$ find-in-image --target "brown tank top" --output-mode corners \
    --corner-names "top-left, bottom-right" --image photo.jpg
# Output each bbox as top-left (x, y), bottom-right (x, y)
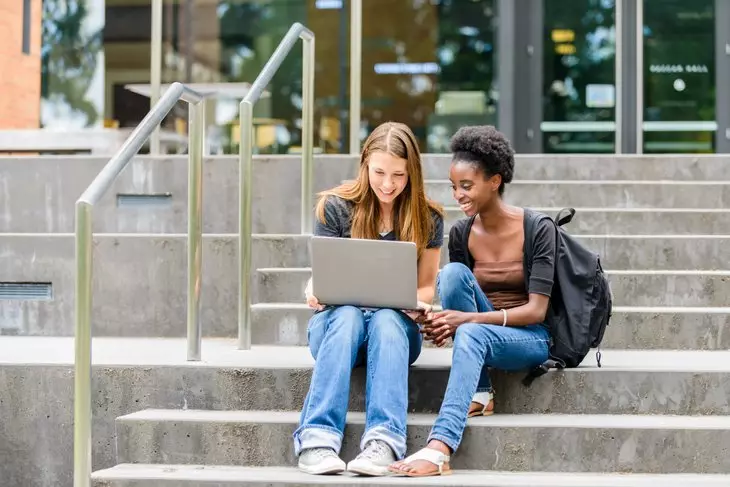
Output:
top-left (473, 260), bottom-right (528, 310)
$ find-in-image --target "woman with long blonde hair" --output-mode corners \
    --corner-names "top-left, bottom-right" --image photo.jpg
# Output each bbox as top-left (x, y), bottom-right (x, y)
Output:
top-left (293, 122), bottom-right (444, 477)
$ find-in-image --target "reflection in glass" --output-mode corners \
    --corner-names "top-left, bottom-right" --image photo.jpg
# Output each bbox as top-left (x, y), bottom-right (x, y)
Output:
top-left (643, 0), bottom-right (715, 153)
top-left (39, 0), bottom-right (499, 153)
top-left (215, 0), bottom-right (311, 153)
top-left (542, 0), bottom-right (615, 153)
top-left (41, 0), bottom-right (105, 128)
top-left (363, 0), bottom-right (497, 153)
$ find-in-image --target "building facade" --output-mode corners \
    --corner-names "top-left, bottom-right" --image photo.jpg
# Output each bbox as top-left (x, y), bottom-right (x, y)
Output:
top-left (0, 0), bottom-right (42, 130)
top-left (5, 0), bottom-right (730, 154)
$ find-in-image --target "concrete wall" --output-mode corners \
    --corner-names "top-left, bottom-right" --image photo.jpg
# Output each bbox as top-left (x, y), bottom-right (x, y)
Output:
top-left (0, 155), bottom-right (358, 234)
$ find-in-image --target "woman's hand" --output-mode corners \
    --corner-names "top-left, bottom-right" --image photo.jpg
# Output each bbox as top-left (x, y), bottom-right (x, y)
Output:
top-left (306, 294), bottom-right (325, 311)
top-left (404, 301), bottom-right (432, 322)
top-left (421, 310), bottom-right (472, 346)
top-left (304, 278), bottom-right (324, 311)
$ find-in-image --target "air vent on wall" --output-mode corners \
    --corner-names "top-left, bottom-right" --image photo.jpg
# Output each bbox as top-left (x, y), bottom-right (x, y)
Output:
top-left (117, 193), bottom-right (173, 207)
top-left (0, 282), bottom-right (53, 300)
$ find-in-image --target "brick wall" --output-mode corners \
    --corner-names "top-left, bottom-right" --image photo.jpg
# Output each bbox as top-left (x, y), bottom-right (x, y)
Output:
top-left (0, 0), bottom-right (42, 129)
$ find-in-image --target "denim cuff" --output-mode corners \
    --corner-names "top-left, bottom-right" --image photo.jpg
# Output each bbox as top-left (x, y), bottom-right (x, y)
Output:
top-left (361, 425), bottom-right (408, 460)
top-left (427, 431), bottom-right (460, 454)
top-left (293, 425), bottom-right (343, 456)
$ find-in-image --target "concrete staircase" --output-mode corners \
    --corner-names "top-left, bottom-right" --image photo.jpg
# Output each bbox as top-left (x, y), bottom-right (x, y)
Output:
top-left (2, 154), bottom-right (730, 486)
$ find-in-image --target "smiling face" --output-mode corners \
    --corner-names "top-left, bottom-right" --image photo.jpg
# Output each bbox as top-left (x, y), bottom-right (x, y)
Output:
top-left (368, 151), bottom-right (409, 205)
top-left (449, 161), bottom-right (501, 216)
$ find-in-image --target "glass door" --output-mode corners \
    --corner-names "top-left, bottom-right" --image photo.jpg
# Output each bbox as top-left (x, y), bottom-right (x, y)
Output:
top-left (642, 0), bottom-right (716, 153)
top-left (541, 0), bottom-right (617, 153)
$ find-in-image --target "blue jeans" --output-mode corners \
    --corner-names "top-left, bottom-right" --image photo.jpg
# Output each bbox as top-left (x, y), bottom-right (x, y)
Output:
top-left (428, 263), bottom-right (551, 452)
top-left (293, 305), bottom-right (422, 459)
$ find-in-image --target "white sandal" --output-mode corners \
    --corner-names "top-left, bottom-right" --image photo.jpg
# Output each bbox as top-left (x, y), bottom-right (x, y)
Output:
top-left (468, 391), bottom-right (495, 417)
top-left (389, 447), bottom-right (452, 477)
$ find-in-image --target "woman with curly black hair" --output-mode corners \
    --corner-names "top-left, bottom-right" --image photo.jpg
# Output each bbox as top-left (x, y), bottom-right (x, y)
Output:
top-left (389, 125), bottom-right (556, 477)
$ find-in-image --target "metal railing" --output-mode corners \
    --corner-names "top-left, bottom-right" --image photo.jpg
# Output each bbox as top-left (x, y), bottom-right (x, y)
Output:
top-left (73, 82), bottom-right (206, 487)
top-left (238, 23), bottom-right (315, 350)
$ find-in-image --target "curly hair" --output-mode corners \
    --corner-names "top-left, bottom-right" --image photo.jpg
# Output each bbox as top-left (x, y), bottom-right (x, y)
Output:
top-left (449, 125), bottom-right (515, 196)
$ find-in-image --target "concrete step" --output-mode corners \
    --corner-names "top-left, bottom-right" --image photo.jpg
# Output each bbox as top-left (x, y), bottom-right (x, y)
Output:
top-left (8, 232), bottom-right (730, 275)
top-left (252, 233), bottom-right (730, 271)
top-left (115, 409), bottom-right (730, 473)
top-left (91, 464), bottom-right (730, 487)
top-left (5, 336), bottom-right (730, 485)
top-left (255, 268), bottom-right (730, 308)
top-left (427, 180), bottom-right (730, 208)
top-left (6, 233), bottom-right (730, 337)
top-left (4, 338), bottom-right (729, 416)
top-left (4, 155), bottom-right (730, 234)
top-left (251, 304), bottom-right (730, 350)
top-left (450, 208), bottom-right (730, 235)
top-left (6, 337), bottom-right (730, 417)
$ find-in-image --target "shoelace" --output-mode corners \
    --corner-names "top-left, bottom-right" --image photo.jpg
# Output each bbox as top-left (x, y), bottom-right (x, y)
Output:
top-left (360, 441), bottom-right (390, 460)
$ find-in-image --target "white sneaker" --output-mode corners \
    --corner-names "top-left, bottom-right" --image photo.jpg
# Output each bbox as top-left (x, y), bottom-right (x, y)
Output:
top-left (347, 440), bottom-right (396, 476)
top-left (298, 447), bottom-right (346, 475)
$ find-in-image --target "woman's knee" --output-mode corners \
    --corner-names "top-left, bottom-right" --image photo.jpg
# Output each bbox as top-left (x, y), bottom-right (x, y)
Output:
top-left (329, 305), bottom-right (366, 339)
top-left (454, 322), bottom-right (483, 343)
top-left (370, 309), bottom-right (421, 363)
top-left (369, 309), bottom-right (408, 341)
top-left (437, 262), bottom-right (472, 295)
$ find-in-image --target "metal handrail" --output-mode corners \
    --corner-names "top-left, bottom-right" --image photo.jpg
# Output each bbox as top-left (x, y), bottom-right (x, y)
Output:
top-left (74, 81), bottom-right (206, 487)
top-left (238, 23), bottom-right (315, 350)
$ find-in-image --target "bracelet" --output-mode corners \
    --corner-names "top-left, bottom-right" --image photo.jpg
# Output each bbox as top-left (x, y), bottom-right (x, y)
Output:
top-left (501, 309), bottom-right (507, 326)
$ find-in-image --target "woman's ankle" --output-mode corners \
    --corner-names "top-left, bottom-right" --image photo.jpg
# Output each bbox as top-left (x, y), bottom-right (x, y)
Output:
top-left (426, 439), bottom-right (452, 455)
top-left (473, 390), bottom-right (493, 405)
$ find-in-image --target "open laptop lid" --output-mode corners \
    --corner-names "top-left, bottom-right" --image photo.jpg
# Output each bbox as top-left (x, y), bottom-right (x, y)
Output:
top-left (310, 236), bottom-right (418, 310)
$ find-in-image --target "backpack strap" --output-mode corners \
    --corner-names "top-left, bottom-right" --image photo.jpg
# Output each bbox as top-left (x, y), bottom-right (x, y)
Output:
top-left (522, 207), bottom-right (575, 388)
top-left (522, 358), bottom-right (565, 387)
top-left (555, 207), bottom-right (575, 227)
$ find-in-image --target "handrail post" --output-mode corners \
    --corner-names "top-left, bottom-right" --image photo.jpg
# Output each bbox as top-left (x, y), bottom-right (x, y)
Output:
top-left (349, 0), bottom-right (362, 154)
top-left (73, 201), bottom-right (93, 487)
top-left (149, 0), bottom-right (163, 154)
top-left (301, 35), bottom-right (315, 234)
top-left (187, 100), bottom-right (205, 361)
top-left (238, 100), bottom-right (254, 350)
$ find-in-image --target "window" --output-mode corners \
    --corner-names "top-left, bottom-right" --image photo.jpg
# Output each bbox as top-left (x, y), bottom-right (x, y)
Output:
top-left (22, 0), bottom-right (31, 54)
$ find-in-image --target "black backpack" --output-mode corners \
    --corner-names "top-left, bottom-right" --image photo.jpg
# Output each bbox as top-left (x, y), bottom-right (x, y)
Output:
top-left (523, 208), bottom-right (613, 386)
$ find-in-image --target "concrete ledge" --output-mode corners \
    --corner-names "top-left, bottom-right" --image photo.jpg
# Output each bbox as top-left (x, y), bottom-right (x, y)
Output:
top-left (115, 409), bottom-right (730, 473)
top-left (2, 338), bottom-right (730, 415)
top-left (255, 268), bottom-right (730, 307)
top-left (250, 304), bottom-right (730, 350)
top-left (91, 464), bottom-right (730, 487)
top-left (5, 154), bottom-right (730, 233)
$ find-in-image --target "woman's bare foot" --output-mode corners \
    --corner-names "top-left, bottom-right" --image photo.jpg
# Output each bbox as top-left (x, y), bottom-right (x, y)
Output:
top-left (388, 440), bottom-right (452, 476)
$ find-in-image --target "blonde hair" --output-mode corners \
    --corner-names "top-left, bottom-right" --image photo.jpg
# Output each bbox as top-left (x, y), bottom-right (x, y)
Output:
top-left (316, 122), bottom-right (442, 257)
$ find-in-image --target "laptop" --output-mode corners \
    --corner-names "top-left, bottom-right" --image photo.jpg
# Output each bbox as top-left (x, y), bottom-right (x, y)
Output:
top-left (310, 236), bottom-right (418, 310)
